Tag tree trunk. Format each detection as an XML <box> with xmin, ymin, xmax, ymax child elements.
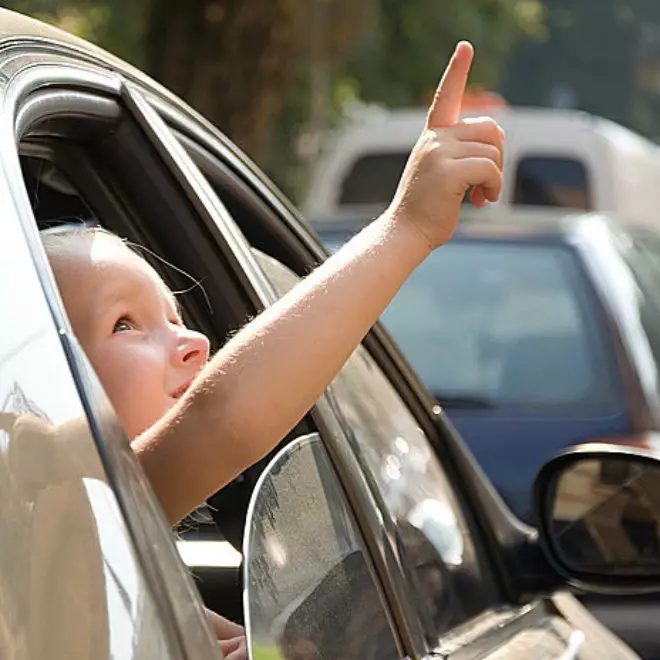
<box><xmin>145</xmin><ymin>0</ymin><xmax>301</xmax><ymax>160</ymax></box>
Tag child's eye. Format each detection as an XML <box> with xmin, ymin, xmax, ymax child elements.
<box><xmin>113</xmin><ymin>317</ymin><xmax>135</xmax><ymax>334</ymax></box>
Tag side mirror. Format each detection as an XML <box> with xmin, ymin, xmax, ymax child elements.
<box><xmin>534</xmin><ymin>443</ymin><xmax>660</xmax><ymax>593</ymax></box>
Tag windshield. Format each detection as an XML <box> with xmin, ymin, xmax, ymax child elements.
<box><xmin>379</xmin><ymin>239</ymin><xmax>618</xmax><ymax>411</ymax></box>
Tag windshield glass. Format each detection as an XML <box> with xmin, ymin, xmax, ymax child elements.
<box><xmin>380</xmin><ymin>239</ymin><xmax>618</xmax><ymax>411</ymax></box>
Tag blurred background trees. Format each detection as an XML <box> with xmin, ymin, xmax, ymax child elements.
<box><xmin>6</xmin><ymin>0</ymin><xmax>660</xmax><ymax>199</ymax></box>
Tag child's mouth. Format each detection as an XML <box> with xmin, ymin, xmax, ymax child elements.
<box><xmin>171</xmin><ymin>380</ymin><xmax>193</xmax><ymax>399</ymax></box>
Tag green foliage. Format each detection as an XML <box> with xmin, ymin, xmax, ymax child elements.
<box><xmin>339</xmin><ymin>0</ymin><xmax>542</xmax><ymax>108</ymax></box>
<box><xmin>265</xmin><ymin>0</ymin><xmax>540</xmax><ymax>200</ymax></box>
<box><xmin>502</xmin><ymin>0</ymin><xmax>660</xmax><ymax>138</ymax></box>
<box><xmin>4</xmin><ymin>0</ymin><xmax>146</xmax><ymax>65</ymax></box>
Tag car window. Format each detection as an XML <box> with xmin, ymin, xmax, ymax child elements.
<box><xmin>513</xmin><ymin>156</ymin><xmax>591</xmax><ymax>210</ymax></box>
<box><xmin>380</xmin><ymin>239</ymin><xmax>619</xmax><ymax>412</ymax></box>
<box><xmin>339</xmin><ymin>153</ymin><xmax>408</xmax><ymax>206</ymax></box>
<box><xmin>4</xmin><ymin>66</ymin><xmax>236</xmax><ymax>657</ymax></box>
<box><xmin>1</xmin><ymin>175</ymin><xmax>212</xmax><ymax>660</ymax></box>
<box><xmin>253</xmin><ymin>250</ymin><xmax>499</xmax><ymax>645</ymax></box>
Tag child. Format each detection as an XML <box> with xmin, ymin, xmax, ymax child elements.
<box><xmin>43</xmin><ymin>40</ymin><xmax>502</xmax><ymax>524</ymax></box>
<box><xmin>41</xmin><ymin>41</ymin><xmax>502</xmax><ymax>656</ymax></box>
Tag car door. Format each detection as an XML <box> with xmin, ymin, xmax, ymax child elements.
<box><xmin>0</xmin><ymin>46</ymin><xmax>223</xmax><ymax>660</ymax></box>
<box><xmin>158</xmin><ymin>112</ymin><xmax>639</xmax><ymax>659</ymax></box>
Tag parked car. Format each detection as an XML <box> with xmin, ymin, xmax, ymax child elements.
<box><xmin>317</xmin><ymin>212</ymin><xmax>660</xmax><ymax>656</ymax></box>
<box><xmin>0</xmin><ymin>8</ymin><xmax>658</xmax><ymax>660</ymax></box>
<box><xmin>303</xmin><ymin>105</ymin><xmax>660</xmax><ymax>231</ymax></box>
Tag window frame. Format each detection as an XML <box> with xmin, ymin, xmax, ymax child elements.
<box><xmin>620</xmin><ymin>232</ymin><xmax>660</xmax><ymax>373</ymax></box>
<box><xmin>0</xmin><ymin>53</ymin><xmax>226</xmax><ymax>660</ymax></box>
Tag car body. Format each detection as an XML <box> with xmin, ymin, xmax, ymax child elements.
<box><xmin>317</xmin><ymin>212</ymin><xmax>660</xmax><ymax>656</ymax></box>
<box><xmin>319</xmin><ymin>214</ymin><xmax>660</xmax><ymax>524</ymax></box>
<box><xmin>0</xmin><ymin>8</ymin><xmax>653</xmax><ymax>660</ymax></box>
<box><xmin>303</xmin><ymin>106</ymin><xmax>660</xmax><ymax>231</ymax></box>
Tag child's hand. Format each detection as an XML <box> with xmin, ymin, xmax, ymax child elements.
<box><xmin>388</xmin><ymin>41</ymin><xmax>504</xmax><ymax>250</ymax></box>
<box><xmin>220</xmin><ymin>635</ymin><xmax>248</xmax><ymax>659</ymax></box>
<box><xmin>203</xmin><ymin>607</ymin><xmax>247</xmax><ymax>658</ymax></box>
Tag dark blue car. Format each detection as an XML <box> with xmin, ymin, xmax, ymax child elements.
<box><xmin>319</xmin><ymin>213</ymin><xmax>660</xmax><ymax>655</ymax></box>
<box><xmin>319</xmin><ymin>213</ymin><xmax>660</xmax><ymax>524</ymax></box>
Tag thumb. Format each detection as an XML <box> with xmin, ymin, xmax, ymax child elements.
<box><xmin>427</xmin><ymin>41</ymin><xmax>474</xmax><ymax>129</ymax></box>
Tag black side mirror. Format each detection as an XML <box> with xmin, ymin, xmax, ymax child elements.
<box><xmin>534</xmin><ymin>442</ymin><xmax>660</xmax><ymax>594</ymax></box>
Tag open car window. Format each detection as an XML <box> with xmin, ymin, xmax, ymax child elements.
<box><xmin>2</xmin><ymin>59</ymin><xmax>246</xmax><ymax>658</ymax></box>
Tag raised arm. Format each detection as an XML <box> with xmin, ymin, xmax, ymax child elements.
<box><xmin>134</xmin><ymin>41</ymin><xmax>505</xmax><ymax>523</ymax></box>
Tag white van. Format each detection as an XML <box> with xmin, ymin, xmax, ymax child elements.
<box><xmin>303</xmin><ymin>106</ymin><xmax>660</xmax><ymax>230</ymax></box>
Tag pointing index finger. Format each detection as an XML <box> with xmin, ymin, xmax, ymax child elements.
<box><xmin>427</xmin><ymin>41</ymin><xmax>474</xmax><ymax>129</ymax></box>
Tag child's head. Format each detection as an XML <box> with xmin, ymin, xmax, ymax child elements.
<box><xmin>42</xmin><ymin>226</ymin><xmax>210</xmax><ymax>439</ymax></box>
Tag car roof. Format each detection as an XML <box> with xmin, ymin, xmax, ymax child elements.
<box><xmin>453</xmin><ymin>211</ymin><xmax>597</xmax><ymax>242</ymax></box>
<box><xmin>316</xmin><ymin>211</ymin><xmax>625</xmax><ymax>245</ymax></box>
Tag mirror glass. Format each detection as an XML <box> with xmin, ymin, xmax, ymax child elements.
<box><xmin>243</xmin><ymin>434</ymin><xmax>400</xmax><ymax>660</ymax></box>
<box><xmin>549</xmin><ymin>456</ymin><xmax>660</xmax><ymax>576</ymax></box>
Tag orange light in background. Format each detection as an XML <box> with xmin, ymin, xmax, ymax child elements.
<box><xmin>461</xmin><ymin>87</ymin><xmax>508</xmax><ymax>114</ymax></box>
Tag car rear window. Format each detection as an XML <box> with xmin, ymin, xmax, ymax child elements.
<box><xmin>380</xmin><ymin>240</ymin><xmax>618</xmax><ymax>412</ymax></box>
<box><xmin>338</xmin><ymin>152</ymin><xmax>473</xmax><ymax>208</ymax></box>
<box><xmin>338</xmin><ymin>153</ymin><xmax>408</xmax><ymax>206</ymax></box>
<box><xmin>514</xmin><ymin>156</ymin><xmax>592</xmax><ymax>210</ymax></box>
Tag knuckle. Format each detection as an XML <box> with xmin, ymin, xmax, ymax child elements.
<box><xmin>482</xmin><ymin>118</ymin><xmax>503</xmax><ymax>143</ymax></box>
<box><xmin>435</xmin><ymin>156</ymin><xmax>453</xmax><ymax>178</ymax></box>
<box><xmin>485</xmin><ymin>144</ymin><xmax>500</xmax><ymax>160</ymax></box>
<box><xmin>423</xmin><ymin>129</ymin><xmax>445</xmax><ymax>151</ymax></box>
<box><xmin>483</xmin><ymin>158</ymin><xmax>501</xmax><ymax>181</ymax></box>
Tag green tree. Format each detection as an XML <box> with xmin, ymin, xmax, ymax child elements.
<box><xmin>271</xmin><ymin>0</ymin><xmax>544</xmax><ymax>200</ymax></box>
<box><xmin>340</xmin><ymin>0</ymin><xmax>544</xmax><ymax>109</ymax></box>
<box><xmin>5</xmin><ymin>0</ymin><xmax>540</xmax><ymax>198</ymax></box>
<box><xmin>501</xmin><ymin>0</ymin><xmax>660</xmax><ymax>138</ymax></box>
<box><xmin>4</xmin><ymin>0</ymin><xmax>145</xmax><ymax>65</ymax></box>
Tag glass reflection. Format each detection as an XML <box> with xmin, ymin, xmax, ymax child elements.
<box><xmin>0</xmin><ymin>376</ymin><xmax>172</xmax><ymax>658</ymax></box>
<box><xmin>328</xmin><ymin>348</ymin><xmax>495</xmax><ymax>627</ymax></box>
<box><xmin>253</xmin><ymin>249</ymin><xmax>496</xmax><ymax>642</ymax></box>
<box><xmin>244</xmin><ymin>435</ymin><xmax>400</xmax><ymax>660</ymax></box>
<box><xmin>551</xmin><ymin>457</ymin><xmax>660</xmax><ymax>576</ymax></box>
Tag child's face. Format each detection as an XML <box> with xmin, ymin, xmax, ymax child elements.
<box><xmin>49</xmin><ymin>234</ymin><xmax>210</xmax><ymax>438</ymax></box>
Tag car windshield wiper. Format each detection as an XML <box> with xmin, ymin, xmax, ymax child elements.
<box><xmin>433</xmin><ymin>393</ymin><xmax>496</xmax><ymax>409</ymax></box>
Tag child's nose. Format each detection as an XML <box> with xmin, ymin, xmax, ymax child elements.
<box><xmin>176</xmin><ymin>330</ymin><xmax>210</xmax><ymax>367</ymax></box>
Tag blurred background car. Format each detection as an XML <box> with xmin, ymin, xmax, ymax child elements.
<box><xmin>303</xmin><ymin>105</ymin><xmax>660</xmax><ymax>232</ymax></box>
<box><xmin>316</xmin><ymin>212</ymin><xmax>660</xmax><ymax>657</ymax></box>
<box><xmin>319</xmin><ymin>213</ymin><xmax>660</xmax><ymax>525</ymax></box>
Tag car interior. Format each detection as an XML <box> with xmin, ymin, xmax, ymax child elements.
<box><xmin>17</xmin><ymin>101</ymin><xmax>319</xmax><ymax>625</ymax></box>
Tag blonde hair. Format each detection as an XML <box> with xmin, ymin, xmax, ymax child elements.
<box><xmin>40</xmin><ymin>223</ymin><xmax>211</xmax><ymax>308</ymax></box>
<box><xmin>40</xmin><ymin>224</ymin><xmax>125</xmax><ymax>263</ymax></box>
